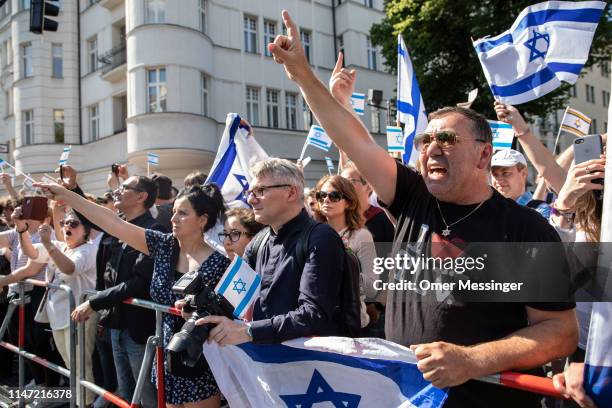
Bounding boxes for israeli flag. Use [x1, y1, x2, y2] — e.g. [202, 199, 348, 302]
[58, 146, 71, 166]
[473, 1, 606, 105]
[147, 152, 159, 166]
[397, 35, 428, 165]
[386, 126, 405, 153]
[488, 120, 515, 150]
[214, 256, 260, 319]
[584, 302, 612, 407]
[203, 336, 448, 408]
[350, 93, 366, 115]
[306, 125, 333, 152]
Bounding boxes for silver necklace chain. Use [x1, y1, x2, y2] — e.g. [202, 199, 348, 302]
[435, 198, 487, 237]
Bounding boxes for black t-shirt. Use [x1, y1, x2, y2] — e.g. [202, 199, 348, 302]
[365, 206, 395, 244]
[381, 162, 574, 408]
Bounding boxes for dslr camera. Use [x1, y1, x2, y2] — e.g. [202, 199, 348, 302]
[166, 271, 234, 373]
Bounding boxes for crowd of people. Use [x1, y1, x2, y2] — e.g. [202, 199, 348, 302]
[0, 9, 608, 408]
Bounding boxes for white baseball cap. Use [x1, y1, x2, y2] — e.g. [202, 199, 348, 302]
[491, 149, 527, 168]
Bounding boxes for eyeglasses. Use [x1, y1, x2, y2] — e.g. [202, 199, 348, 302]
[414, 130, 487, 152]
[218, 229, 250, 243]
[246, 184, 292, 199]
[315, 190, 344, 203]
[60, 219, 81, 228]
[116, 184, 143, 194]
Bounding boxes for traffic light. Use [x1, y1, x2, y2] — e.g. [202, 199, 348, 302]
[30, 0, 60, 34]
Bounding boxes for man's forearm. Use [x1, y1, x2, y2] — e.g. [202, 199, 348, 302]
[466, 318, 578, 378]
[517, 131, 566, 193]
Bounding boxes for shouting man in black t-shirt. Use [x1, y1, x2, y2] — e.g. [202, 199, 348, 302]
[268, 10, 578, 408]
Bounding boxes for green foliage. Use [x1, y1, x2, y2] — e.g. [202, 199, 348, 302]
[370, 0, 611, 120]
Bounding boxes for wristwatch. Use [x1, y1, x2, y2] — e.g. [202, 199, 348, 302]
[245, 322, 253, 341]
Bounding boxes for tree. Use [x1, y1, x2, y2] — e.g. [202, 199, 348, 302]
[370, 0, 611, 120]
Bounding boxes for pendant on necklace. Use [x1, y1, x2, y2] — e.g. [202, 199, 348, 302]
[442, 228, 451, 237]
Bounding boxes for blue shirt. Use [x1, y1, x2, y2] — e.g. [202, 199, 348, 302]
[516, 191, 552, 219]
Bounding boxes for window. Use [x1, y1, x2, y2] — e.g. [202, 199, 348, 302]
[601, 61, 610, 78]
[52, 43, 62, 78]
[263, 20, 276, 57]
[364, 0, 373, 7]
[20, 0, 30, 11]
[585, 84, 595, 103]
[201, 74, 208, 115]
[569, 85, 577, 98]
[603, 90, 610, 108]
[199, 0, 206, 33]
[301, 30, 311, 64]
[266, 89, 279, 128]
[0, 1, 11, 19]
[146, 0, 166, 24]
[592, 119, 597, 134]
[23, 110, 34, 145]
[367, 36, 377, 70]
[246, 86, 260, 126]
[303, 98, 312, 130]
[147, 68, 167, 113]
[286, 92, 297, 130]
[3, 38, 12, 67]
[5, 90, 13, 116]
[243, 16, 257, 53]
[22, 43, 32, 78]
[87, 37, 97, 73]
[89, 105, 100, 141]
[54, 109, 65, 143]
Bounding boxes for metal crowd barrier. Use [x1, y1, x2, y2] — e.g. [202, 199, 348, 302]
[1, 280, 570, 408]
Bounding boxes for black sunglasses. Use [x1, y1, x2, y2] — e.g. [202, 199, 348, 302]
[315, 190, 344, 203]
[60, 219, 81, 228]
[218, 229, 250, 243]
[414, 130, 487, 151]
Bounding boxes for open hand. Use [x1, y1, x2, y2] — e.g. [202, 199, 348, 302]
[329, 52, 356, 106]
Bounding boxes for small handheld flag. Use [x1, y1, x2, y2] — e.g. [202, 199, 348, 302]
[473, 1, 606, 104]
[489, 120, 515, 151]
[324, 157, 334, 175]
[214, 256, 261, 319]
[386, 126, 404, 153]
[58, 146, 72, 166]
[560, 107, 591, 137]
[306, 125, 332, 152]
[350, 93, 365, 115]
[457, 89, 478, 109]
[147, 152, 159, 166]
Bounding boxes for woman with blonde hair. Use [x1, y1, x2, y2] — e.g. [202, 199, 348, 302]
[314, 175, 376, 329]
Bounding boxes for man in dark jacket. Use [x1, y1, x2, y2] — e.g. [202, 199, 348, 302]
[72, 175, 165, 408]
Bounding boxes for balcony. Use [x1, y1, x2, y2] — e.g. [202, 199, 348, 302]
[98, 0, 124, 10]
[98, 44, 127, 83]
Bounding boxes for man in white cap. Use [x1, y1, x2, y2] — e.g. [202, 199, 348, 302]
[491, 149, 551, 219]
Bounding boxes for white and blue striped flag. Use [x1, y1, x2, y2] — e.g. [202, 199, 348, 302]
[386, 126, 405, 153]
[58, 146, 72, 166]
[397, 35, 428, 166]
[306, 125, 333, 152]
[488, 120, 515, 151]
[147, 152, 159, 166]
[214, 256, 260, 319]
[350, 93, 366, 115]
[203, 336, 448, 408]
[584, 302, 612, 407]
[473, 1, 606, 105]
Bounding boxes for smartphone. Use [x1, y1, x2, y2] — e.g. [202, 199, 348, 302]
[573, 135, 604, 191]
[111, 164, 120, 176]
[21, 196, 49, 222]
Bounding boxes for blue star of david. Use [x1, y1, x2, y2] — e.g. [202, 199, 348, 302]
[524, 30, 550, 62]
[232, 278, 247, 294]
[395, 133, 404, 144]
[279, 369, 361, 408]
[233, 174, 249, 203]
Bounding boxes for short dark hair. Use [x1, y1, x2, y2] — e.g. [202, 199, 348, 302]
[225, 207, 264, 236]
[176, 183, 226, 232]
[134, 176, 158, 209]
[151, 173, 173, 200]
[184, 171, 208, 188]
[428, 106, 493, 144]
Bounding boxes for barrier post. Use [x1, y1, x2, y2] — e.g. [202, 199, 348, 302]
[78, 298, 85, 408]
[155, 310, 165, 408]
[17, 283, 25, 408]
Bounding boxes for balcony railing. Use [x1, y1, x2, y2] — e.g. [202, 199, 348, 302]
[98, 44, 126, 75]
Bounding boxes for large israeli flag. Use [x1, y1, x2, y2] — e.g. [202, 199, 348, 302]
[397, 35, 428, 166]
[473, 1, 606, 105]
[584, 302, 612, 407]
[203, 336, 448, 408]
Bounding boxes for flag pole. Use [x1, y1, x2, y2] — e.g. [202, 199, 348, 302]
[298, 138, 309, 162]
[1, 161, 36, 183]
[553, 107, 569, 154]
[147, 161, 150, 177]
[395, 34, 402, 161]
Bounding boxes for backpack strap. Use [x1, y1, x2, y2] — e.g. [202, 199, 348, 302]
[251, 227, 271, 266]
[295, 219, 320, 271]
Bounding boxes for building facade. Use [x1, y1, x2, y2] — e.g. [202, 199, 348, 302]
[0, 0, 394, 194]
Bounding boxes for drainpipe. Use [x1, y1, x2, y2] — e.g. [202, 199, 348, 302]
[76, 1, 82, 145]
[332, 0, 337, 57]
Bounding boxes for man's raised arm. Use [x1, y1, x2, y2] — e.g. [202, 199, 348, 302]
[269, 10, 397, 205]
